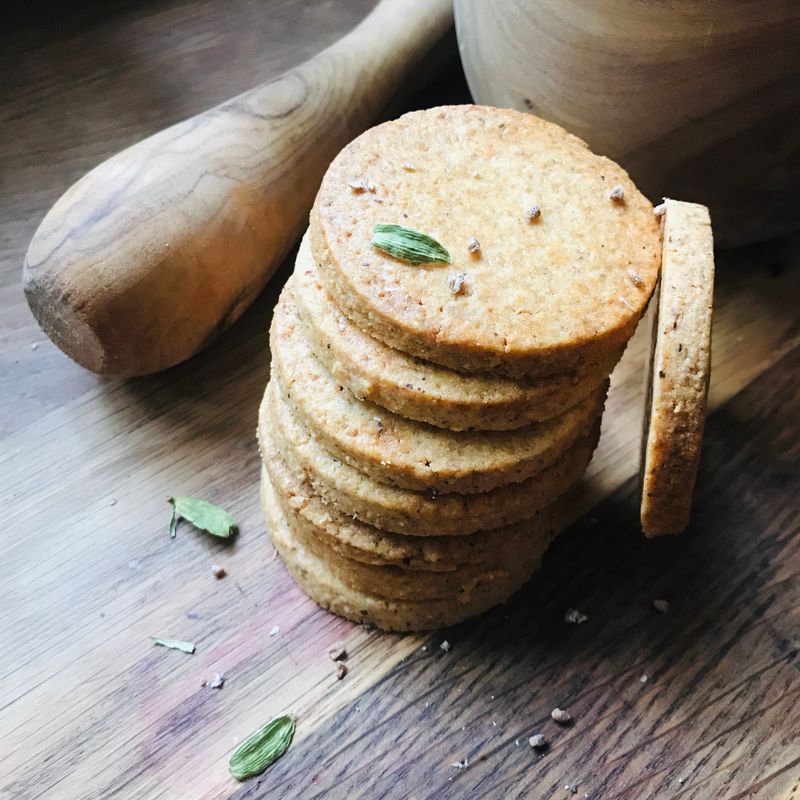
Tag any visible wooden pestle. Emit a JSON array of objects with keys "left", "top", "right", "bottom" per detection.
[{"left": 23, "top": 0, "right": 453, "bottom": 377}]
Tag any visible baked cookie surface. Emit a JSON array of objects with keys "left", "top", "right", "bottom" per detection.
[
  {"left": 312, "top": 105, "right": 660, "bottom": 377},
  {"left": 641, "top": 200, "right": 714, "bottom": 536}
]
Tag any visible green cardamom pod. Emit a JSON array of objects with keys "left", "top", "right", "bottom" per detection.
[
  {"left": 167, "top": 496, "right": 237, "bottom": 539},
  {"left": 370, "top": 223, "right": 451, "bottom": 265},
  {"left": 229, "top": 714, "right": 296, "bottom": 781}
]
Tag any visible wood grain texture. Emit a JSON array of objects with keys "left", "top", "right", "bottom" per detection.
[
  {"left": 2, "top": 3, "right": 799, "bottom": 799},
  {"left": 21, "top": 0, "right": 452, "bottom": 377},
  {"left": 455, "top": 0, "right": 800, "bottom": 246}
]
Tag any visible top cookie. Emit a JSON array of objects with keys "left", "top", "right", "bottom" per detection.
[{"left": 312, "top": 105, "right": 661, "bottom": 378}]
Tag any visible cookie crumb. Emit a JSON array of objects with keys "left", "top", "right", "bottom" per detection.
[
  {"left": 564, "top": 608, "right": 588, "bottom": 625},
  {"left": 551, "top": 707, "right": 572, "bottom": 724},
  {"left": 608, "top": 184, "right": 625, "bottom": 202},
  {"left": 208, "top": 672, "right": 225, "bottom": 689},
  {"left": 526, "top": 205, "right": 541, "bottom": 222},
  {"left": 528, "top": 733, "right": 548, "bottom": 750},
  {"left": 31, "top": 343, "right": 39, "bottom": 350},
  {"left": 336, "top": 663, "right": 348, "bottom": 680},
  {"left": 448, "top": 272, "right": 467, "bottom": 295},
  {"left": 211, "top": 564, "right": 227, "bottom": 579},
  {"left": 440, "top": 640, "right": 451, "bottom": 653},
  {"left": 347, "top": 179, "right": 376, "bottom": 193},
  {"left": 451, "top": 759, "right": 469, "bottom": 769},
  {"left": 467, "top": 237, "right": 481, "bottom": 254},
  {"left": 269, "top": 625, "right": 280, "bottom": 637},
  {"left": 653, "top": 598, "right": 670, "bottom": 614},
  {"left": 627, "top": 268, "right": 644, "bottom": 287},
  {"left": 640, "top": 674, "right": 648, "bottom": 683},
  {"left": 328, "top": 642, "right": 347, "bottom": 662}
]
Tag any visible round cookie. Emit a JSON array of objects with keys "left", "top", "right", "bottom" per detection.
[
  {"left": 292, "top": 232, "right": 622, "bottom": 430},
  {"left": 261, "top": 470, "right": 556, "bottom": 632},
  {"left": 258, "top": 419, "right": 563, "bottom": 570},
  {"left": 641, "top": 200, "right": 714, "bottom": 536},
  {"left": 311, "top": 105, "right": 660, "bottom": 378},
  {"left": 273, "top": 474, "right": 552, "bottom": 603},
  {"left": 270, "top": 287, "right": 606, "bottom": 493},
  {"left": 262, "top": 377, "right": 601, "bottom": 536}
]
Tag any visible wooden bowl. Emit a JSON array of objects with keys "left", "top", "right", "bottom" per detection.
[{"left": 455, "top": 0, "right": 800, "bottom": 246}]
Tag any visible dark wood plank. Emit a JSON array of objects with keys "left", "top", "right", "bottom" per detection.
[{"left": 232, "top": 346, "right": 800, "bottom": 800}]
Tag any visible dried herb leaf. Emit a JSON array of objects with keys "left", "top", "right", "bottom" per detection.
[
  {"left": 167, "top": 496, "right": 237, "bottom": 539},
  {"left": 151, "top": 637, "right": 196, "bottom": 654},
  {"left": 371, "top": 224, "right": 451, "bottom": 265},
  {"left": 229, "top": 714, "right": 295, "bottom": 781}
]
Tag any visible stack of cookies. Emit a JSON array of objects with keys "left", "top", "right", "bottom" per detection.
[{"left": 258, "top": 106, "right": 661, "bottom": 631}]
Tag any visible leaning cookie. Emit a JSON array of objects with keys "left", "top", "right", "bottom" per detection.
[{"left": 641, "top": 199, "right": 714, "bottom": 536}]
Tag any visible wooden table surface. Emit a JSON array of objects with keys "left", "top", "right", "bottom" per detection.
[{"left": 2, "top": 3, "right": 799, "bottom": 799}]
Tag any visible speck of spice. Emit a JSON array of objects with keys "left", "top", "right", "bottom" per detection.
[
  {"left": 451, "top": 759, "right": 469, "bottom": 769},
  {"left": 640, "top": 674, "right": 648, "bottom": 683},
  {"left": 467, "top": 237, "right": 481, "bottom": 254},
  {"left": 527, "top": 205, "right": 542, "bottom": 221},
  {"left": 440, "top": 640, "right": 451, "bottom": 653},
  {"left": 328, "top": 642, "right": 347, "bottom": 662},
  {"left": 608, "top": 184, "right": 625, "bottom": 202},
  {"left": 348, "top": 179, "right": 376, "bottom": 193},
  {"left": 109, "top": 498, "right": 118, "bottom": 507},
  {"left": 336, "top": 663, "right": 348, "bottom": 680},
  {"left": 209, "top": 672, "right": 225, "bottom": 689},
  {"left": 269, "top": 625, "right": 280, "bottom": 637},
  {"left": 653, "top": 201, "right": 667, "bottom": 217},
  {"left": 653, "top": 598, "right": 670, "bottom": 614},
  {"left": 211, "top": 564, "right": 227, "bottom": 579},
  {"left": 31, "top": 342, "right": 39, "bottom": 350},
  {"left": 421, "top": 645, "right": 427, "bottom": 652},
  {"left": 448, "top": 272, "right": 467, "bottom": 295},
  {"left": 402, "top": 163, "right": 416, "bottom": 172},
  {"left": 373, "top": 416, "right": 384, "bottom": 434},
  {"left": 515, "top": 739, "right": 520, "bottom": 747},
  {"left": 564, "top": 608, "right": 588, "bottom": 625},
  {"left": 528, "top": 733, "right": 548, "bottom": 750},
  {"left": 628, "top": 268, "right": 644, "bottom": 287},
  {"left": 551, "top": 707, "right": 572, "bottom": 724}
]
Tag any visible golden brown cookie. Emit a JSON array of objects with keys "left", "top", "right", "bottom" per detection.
[
  {"left": 311, "top": 105, "right": 660, "bottom": 378},
  {"left": 261, "top": 468, "right": 558, "bottom": 631},
  {"left": 259, "top": 409, "right": 564, "bottom": 570},
  {"left": 265, "top": 462, "right": 556, "bottom": 602},
  {"left": 641, "top": 199, "right": 714, "bottom": 536},
  {"left": 262, "top": 377, "right": 600, "bottom": 536},
  {"left": 293, "top": 232, "right": 622, "bottom": 430},
  {"left": 270, "top": 286, "right": 606, "bottom": 493}
]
